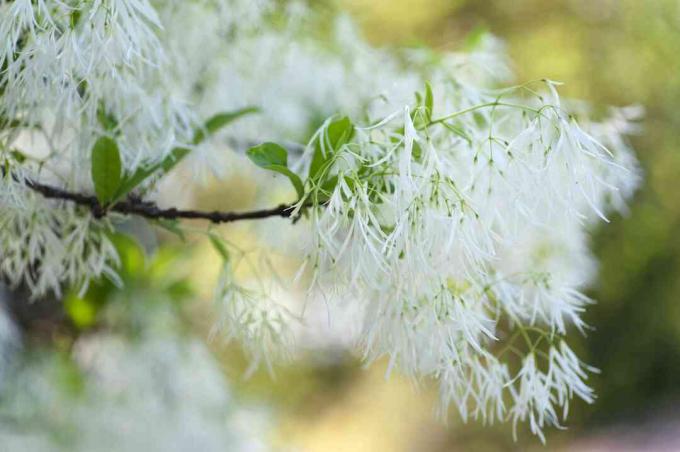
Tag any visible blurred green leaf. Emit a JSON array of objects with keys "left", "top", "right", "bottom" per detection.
[
  {"left": 96, "top": 104, "right": 118, "bottom": 132},
  {"left": 91, "top": 136, "right": 122, "bottom": 204},
  {"left": 160, "top": 147, "right": 191, "bottom": 174},
  {"left": 64, "top": 293, "right": 98, "bottom": 329},
  {"left": 464, "top": 25, "right": 490, "bottom": 51},
  {"left": 247, "top": 142, "right": 288, "bottom": 167},
  {"left": 424, "top": 81, "right": 434, "bottom": 120},
  {"left": 209, "top": 234, "right": 230, "bottom": 262},
  {"left": 247, "top": 142, "right": 304, "bottom": 198},
  {"left": 111, "top": 108, "right": 258, "bottom": 201},
  {"left": 192, "top": 107, "right": 259, "bottom": 145},
  {"left": 108, "top": 232, "right": 146, "bottom": 278},
  {"left": 154, "top": 219, "right": 186, "bottom": 241},
  {"left": 113, "top": 147, "right": 190, "bottom": 201}
]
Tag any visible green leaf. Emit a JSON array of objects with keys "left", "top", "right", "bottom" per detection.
[
  {"left": 209, "top": 234, "right": 230, "bottom": 262},
  {"left": 96, "top": 104, "right": 118, "bottom": 132},
  {"left": 327, "top": 116, "right": 354, "bottom": 151},
  {"left": 464, "top": 25, "right": 490, "bottom": 51},
  {"left": 247, "top": 142, "right": 304, "bottom": 198},
  {"left": 192, "top": 107, "right": 259, "bottom": 145},
  {"left": 268, "top": 165, "right": 305, "bottom": 199},
  {"left": 161, "top": 147, "right": 191, "bottom": 173},
  {"left": 64, "top": 293, "right": 98, "bottom": 329},
  {"left": 115, "top": 167, "right": 155, "bottom": 201},
  {"left": 315, "top": 175, "right": 339, "bottom": 203},
  {"left": 107, "top": 232, "right": 146, "bottom": 278},
  {"left": 93, "top": 108, "right": 258, "bottom": 202},
  {"left": 155, "top": 219, "right": 186, "bottom": 241},
  {"left": 424, "top": 82, "right": 434, "bottom": 120},
  {"left": 247, "top": 142, "right": 288, "bottom": 167},
  {"left": 91, "top": 136, "right": 122, "bottom": 204},
  {"left": 309, "top": 116, "right": 354, "bottom": 180},
  {"left": 112, "top": 147, "right": 191, "bottom": 202}
]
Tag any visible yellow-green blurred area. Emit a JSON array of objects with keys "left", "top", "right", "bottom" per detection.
[
  {"left": 177, "top": 1, "right": 680, "bottom": 450},
  {"left": 141, "top": 0, "right": 680, "bottom": 451}
]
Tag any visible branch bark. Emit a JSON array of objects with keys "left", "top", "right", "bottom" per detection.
[{"left": 24, "top": 177, "right": 297, "bottom": 223}]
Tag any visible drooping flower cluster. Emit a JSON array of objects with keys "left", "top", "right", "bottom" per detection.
[
  {"left": 298, "top": 80, "right": 639, "bottom": 439},
  {"left": 212, "top": 255, "right": 296, "bottom": 377},
  {"left": 0, "top": 0, "right": 193, "bottom": 295},
  {"left": 0, "top": 0, "right": 193, "bottom": 170},
  {"left": 0, "top": 160, "right": 119, "bottom": 297}
]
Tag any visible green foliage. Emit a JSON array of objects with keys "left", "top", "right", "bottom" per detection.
[
  {"left": 424, "top": 81, "right": 434, "bottom": 121},
  {"left": 115, "top": 166, "right": 158, "bottom": 200},
  {"left": 65, "top": 233, "right": 144, "bottom": 330},
  {"left": 247, "top": 142, "right": 288, "bottom": 167},
  {"left": 309, "top": 116, "right": 354, "bottom": 181},
  {"left": 114, "top": 147, "right": 190, "bottom": 201},
  {"left": 247, "top": 142, "right": 304, "bottom": 198},
  {"left": 64, "top": 292, "right": 99, "bottom": 329},
  {"left": 64, "top": 232, "right": 193, "bottom": 332},
  {"left": 192, "top": 107, "right": 259, "bottom": 145},
  {"left": 160, "top": 147, "right": 191, "bottom": 173},
  {"left": 91, "top": 107, "right": 257, "bottom": 204},
  {"left": 463, "top": 25, "right": 490, "bottom": 51},
  {"left": 90, "top": 137, "right": 122, "bottom": 204},
  {"left": 96, "top": 104, "right": 118, "bottom": 132},
  {"left": 154, "top": 219, "right": 186, "bottom": 241},
  {"left": 209, "top": 233, "right": 231, "bottom": 262}
]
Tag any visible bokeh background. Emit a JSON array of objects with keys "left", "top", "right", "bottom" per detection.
[{"left": 213, "top": 1, "right": 680, "bottom": 450}]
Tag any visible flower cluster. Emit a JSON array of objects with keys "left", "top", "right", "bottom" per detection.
[
  {"left": 0, "top": 0, "right": 193, "bottom": 171},
  {"left": 0, "top": 162, "right": 119, "bottom": 298},
  {"left": 0, "top": 334, "right": 271, "bottom": 452},
  {"left": 0, "top": 0, "right": 640, "bottom": 441},
  {"left": 212, "top": 256, "right": 296, "bottom": 377},
  {"left": 298, "top": 79, "right": 639, "bottom": 439},
  {"left": 0, "top": 0, "right": 192, "bottom": 296}
]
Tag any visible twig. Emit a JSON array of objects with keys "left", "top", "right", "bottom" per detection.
[{"left": 24, "top": 177, "right": 297, "bottom": 223}]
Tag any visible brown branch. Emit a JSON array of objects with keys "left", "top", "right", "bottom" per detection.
[{"left": 24, "top": 178, "right": 297, "bottom": 223}]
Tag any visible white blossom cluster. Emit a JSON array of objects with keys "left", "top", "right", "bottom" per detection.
[
  {"left": 158, "top": 1, "right": 419, "bottom": 150},
  {"left": 0, "top": 0, "right": 193, "bottom": 169},
  {"left": 298, "top": 84, "right": 639, "bottom": 439},
  {"left": 0, "top": 0, "right": 192, "bottom": 296},
  {"left": 212, "top": 257, "right": 296, "bottom": 377},
  {"left": 0, "top": 0, "right": 641, "bottom": 441},
  {"left": 0, "top": 164, "right": 119, "bottom": 297},
  {"left": 0, "top": 334, "right": 271, "bottom": 452}
]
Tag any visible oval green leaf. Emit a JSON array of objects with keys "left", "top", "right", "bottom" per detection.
[{"left": 91, "top": 136, "right": 122, "bottom": 204}]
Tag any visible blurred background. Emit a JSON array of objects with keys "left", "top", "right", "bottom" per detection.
[{"left": 4, "top": 0, "right": 680, "bottom": 451}]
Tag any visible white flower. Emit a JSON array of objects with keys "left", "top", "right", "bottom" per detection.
[
  {"left": 0, "top": 333, "right": 272, "bottom": 452},
  {"left": 299, "top": 77, "right": 638, "bottom": 439},
  {"left": 0, "top": 167, "right": 119, "bottom": 298},
  {"left": 212, "top": 261, "right": 296, "bottom": 377}
]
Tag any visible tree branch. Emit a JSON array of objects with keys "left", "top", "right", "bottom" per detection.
[{"left": 24, "top": 177, "right": 297, "bottom": 223}]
